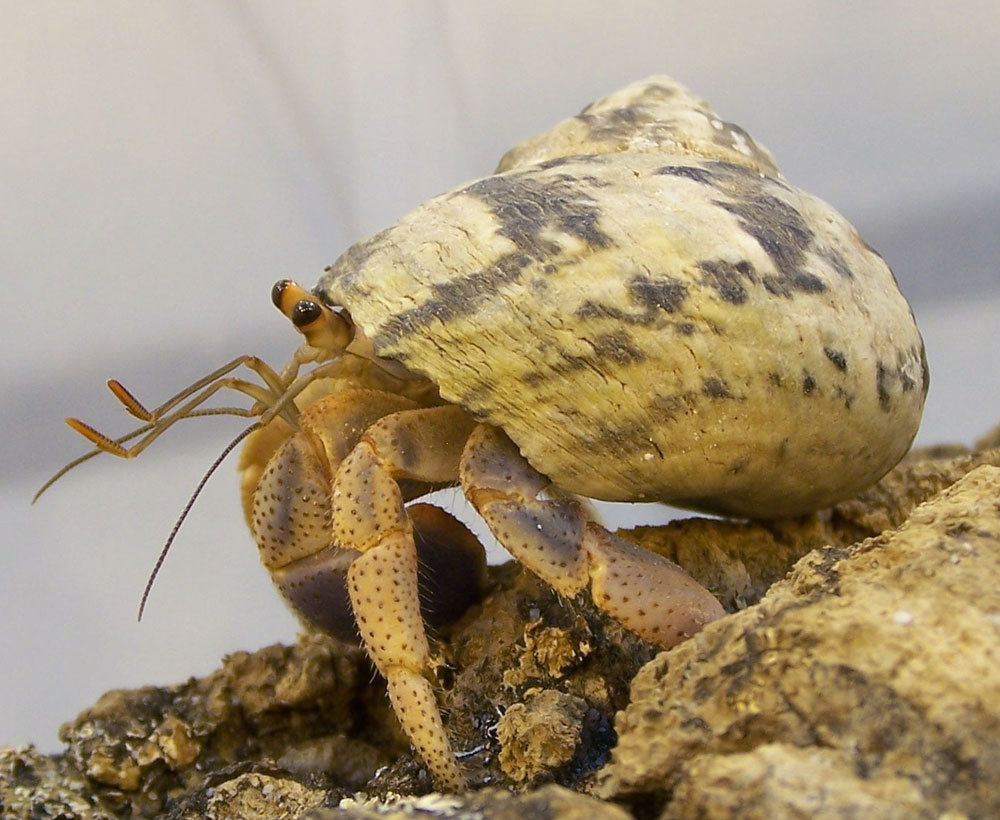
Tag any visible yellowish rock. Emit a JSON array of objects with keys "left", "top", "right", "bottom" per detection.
[
  {"left": 496, "top": 689, "right": 589, "bottom": 782},
  {"left": 195, "top": 773, "right": 325, "bottom": 820},
  {"left": 600, "top": 465, "right": 1000, "bottom": 818}
]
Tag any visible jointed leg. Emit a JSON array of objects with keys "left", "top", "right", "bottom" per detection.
[
  {"left": 65, "top": 351, "right": 389, "bottom": 461},
  {"left": 459, "top": 425, "right": 725, "bottom": 648},
  {"left": 332, "top": 405, "right": 478, "bottom": 789}
]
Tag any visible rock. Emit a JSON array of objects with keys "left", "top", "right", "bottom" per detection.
[
  {"left": 176, "top": 772, "right": 327, "bottom": 820},
  {"left": 667, "top": 744, "right": 926, "bottom": 820},
  {"left": 278, "top": 736, "right": 389, "bottom": 791},
  {"left": 496, "top": 689, "right": 589, "bottom": 783},
  {"left": 306, "top": 784, "right": 633, "bottom": 819},
  {"left": 4, "top": 431, "right": 998, "bottom": 818},
  {"left": 829, "top": 447, "right": 1000, "bottom": 536},
  {"left": 436, "top": 562, "right": 654, "bottom": 791},
  {"left": 599, "top": 465, "right": 1000, "bottom": 819},
  {"left": 975, "top": 421, "right": 1000, "bottom": 451},
  {"left": 0, "top": 746, "right": 118, "bottom": 820},
  {"left": 58, "top": 632, "right": 372, "bottom": 816}
]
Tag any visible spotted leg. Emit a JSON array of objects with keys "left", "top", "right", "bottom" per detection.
[
  {"left": 460, "top": 425, "right": 725, "bottom": 648},
  {"left": 332, "top": 404, "right": 478, "bottom": 790}
]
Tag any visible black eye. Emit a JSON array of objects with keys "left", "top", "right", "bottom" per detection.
[
  {"left": 271, "top": 279, "right": 292, "bottom": 309},
  {"left": 291, "top": 300, "right": 323, "bottom": 328}
]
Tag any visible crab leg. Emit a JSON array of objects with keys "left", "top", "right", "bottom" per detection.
[
  {"left": 67, "top": 377, "right": 272, "bottom": 458},
  {"left": 331, "top": 404, "right": 478, "bottom": 790},
  {"left": 460, "top": 425, "right": 725, "bottom": 648}
]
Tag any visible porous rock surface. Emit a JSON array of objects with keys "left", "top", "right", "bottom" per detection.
[
  {"left": 305, "top": 785, "right": 633, "bottom": 820},
  {"left": 600, "top": 463, "right": 1000, "bottom": 819},
  {"left": 2, "top": 435, "right": 999, "bottom": 819}
]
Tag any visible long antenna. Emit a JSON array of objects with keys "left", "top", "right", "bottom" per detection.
[{"left": 137, "top": 423, "right": 260, "bottom": 622}]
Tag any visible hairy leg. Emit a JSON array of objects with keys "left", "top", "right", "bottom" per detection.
[
  {"left": 332, "top": 405, "right": 478, "bottom": 789},
  {"left": 459, "top": 425, "right": 724, "bottom": 647}
]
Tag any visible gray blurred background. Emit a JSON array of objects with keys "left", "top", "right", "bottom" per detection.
[{"left": 3, "top": 1, "right": 998, "bottom": 748}]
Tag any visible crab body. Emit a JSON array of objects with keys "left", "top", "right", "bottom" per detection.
[{"left": 58, "top": 77, "right": 926, "bottom": 791}]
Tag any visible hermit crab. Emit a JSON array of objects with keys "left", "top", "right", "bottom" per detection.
[{"left": 45, "top": 77, "right": 927, "bottom": 790}]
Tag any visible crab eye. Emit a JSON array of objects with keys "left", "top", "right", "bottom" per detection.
[
  {"left": 271, "top": 278, "right": 323, "bottom": 320},
  {"left": 271, "top": 279, "right": 292, "bottom": 309},
  {"left": 291, "top": 300, "right": 323, "bottom": 329}
]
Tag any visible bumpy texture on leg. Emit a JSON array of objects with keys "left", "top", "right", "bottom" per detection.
[
  {"left": 333, "top": 405, "right": 477, "bottom": 790},
  {"left": 460, "top": 425, "right": 725, "bottom": 647}
]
